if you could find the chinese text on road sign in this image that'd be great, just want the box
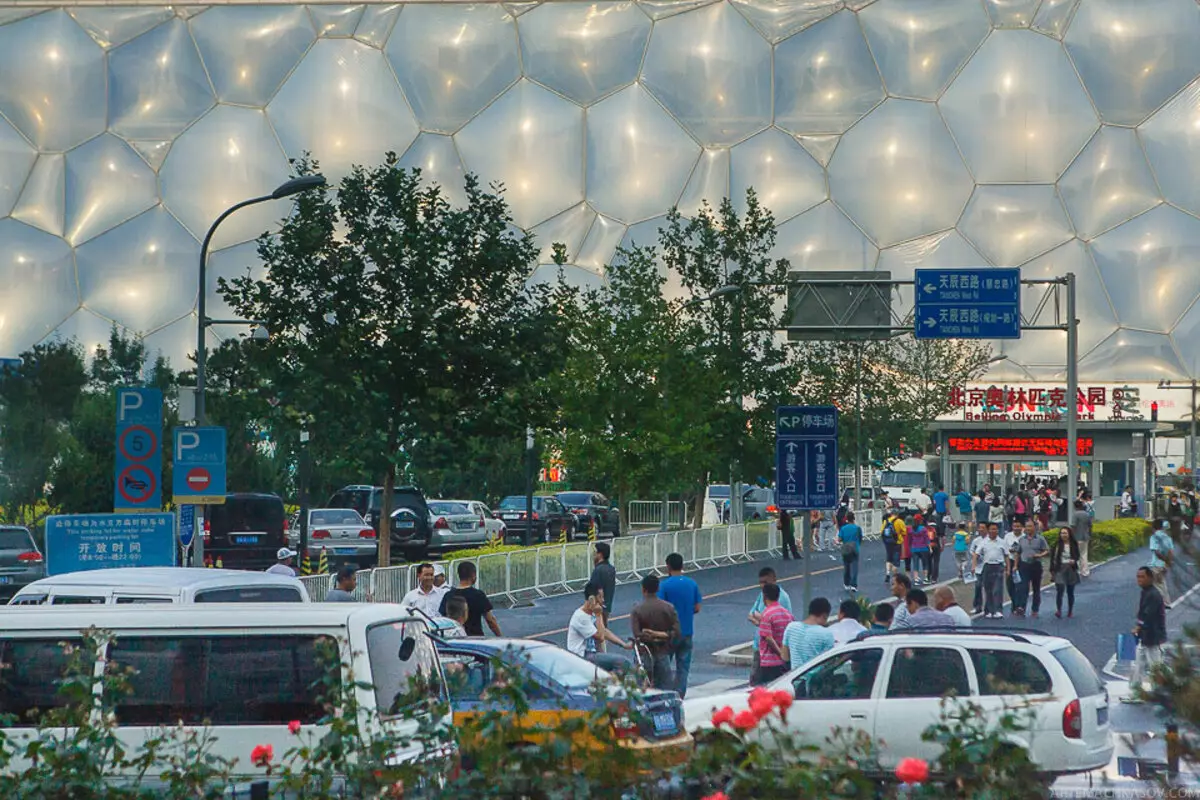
[776,406,839,511]
[914,268,1021,340]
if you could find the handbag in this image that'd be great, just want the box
[841,540,858,556]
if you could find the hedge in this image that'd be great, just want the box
[1043,517,1151,563]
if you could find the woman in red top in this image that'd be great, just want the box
[909,515,931,585]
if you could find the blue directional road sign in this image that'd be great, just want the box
[178,504,196,549]
[173,427,227,505]
[914,267,1021,340]
[45,513,176,575]
[776,405,839,511]
[114,387,163,513]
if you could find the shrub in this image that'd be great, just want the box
[1043,517,1149,562]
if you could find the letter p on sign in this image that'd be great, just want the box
[118,389,143,422]
[176,430,200,457]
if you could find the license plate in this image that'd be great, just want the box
[397,521,415,529]
[652,711,676,734]
[503,514,519,520]
[1097,706,1108,726]
[234,535,258,544]
[335,548,355,555]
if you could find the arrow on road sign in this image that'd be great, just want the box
[924,318,937,328]
[786,442,799,453]
[814,442,828,452]
[923,283,936,294]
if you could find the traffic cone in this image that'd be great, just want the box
[302,552,312,576]
[318,550,328,574]
[204,554,213,568]
[588,520,597,543]
[215,556,223,569]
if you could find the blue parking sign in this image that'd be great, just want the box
[172,427,227,504]
[45,513,176,575]
[114,387,162,513]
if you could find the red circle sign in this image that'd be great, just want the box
[118,425,157,462]
[117,464,156,504]
[186,467,211,492]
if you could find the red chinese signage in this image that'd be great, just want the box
[947,436,1094,457]
[947,385,1144,422]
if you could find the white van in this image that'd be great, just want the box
[0,604,450,790]
[7,567,311,605]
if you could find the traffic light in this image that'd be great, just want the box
[1152,401,1159,422]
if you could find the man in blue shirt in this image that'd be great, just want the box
[933,485,949,516]
[657,552,702,697]
[955,488,973,521]
[837,511,863,591]
[781,597,834,669]
[1148,520,1176,605]
[748,566,793,621]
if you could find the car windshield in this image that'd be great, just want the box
[208,498,282,531]
[880,472,926,488]
[0,530,33,550]
[310,509,363,527]
[518,645,618,692]
[429,502,471,516]
[708,485,730,499]
[498,497,529,510]
[557,493,593,506]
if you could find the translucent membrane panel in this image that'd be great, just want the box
[191,6,315,107]
[109,19,214,140]
[613,215,683,297]
[940,30,1098,183]
[397,133,468,209]
[1065,0,1200,126]
[0,10,107,151]
[983,0,1041,28]
[1059,127,1160,240]
[158,106,291,249]
[69,6,174,48]
[1140,78,1200,219]
[729,128,825,223]
[354,4,401,48]
[876,229,987,309]
[641,1,771,145]
[518,2,651,106]
[11,154,64,238]
[636,0,720,22]
[455,79,584,229]
[268,39,419,184]
[65,134,159,246]
[1170,300,1200,377]
[76,207,199,335]
[677,147,730,218]
[140,314,201,369]
[857,0,990,101]
[530,203,595,263]
[0,116,36,219]
[1090,205,1200,333]
[206,239,268,321]
[576,213,626,271]
[1079,329,1186,381]
[1001,240,1117,365]
[40,308,128,359]
[386,4,520,134]
[1032,0,1079,39]
[774,10,884,135]
[770,201,878,272]
[728,0,840,43]
[829,99,973,248]
[585,84,700,223]
[309,5,364,37]
[0,219,78,355]
[527,263,606,291]
[959,185,1074,267]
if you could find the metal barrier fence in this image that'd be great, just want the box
[300,524,751,604]
[626,500,690,529]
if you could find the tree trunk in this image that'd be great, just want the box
[378,421,397,566]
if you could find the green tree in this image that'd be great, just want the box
[219,158,571,562]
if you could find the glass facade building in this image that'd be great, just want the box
[0,0,1198,379]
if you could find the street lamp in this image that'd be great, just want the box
[195,174,327,426]
[1157,379,1198,480]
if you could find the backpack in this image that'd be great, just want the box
[883,519,898,544]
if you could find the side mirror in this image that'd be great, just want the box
[398,637,416,661]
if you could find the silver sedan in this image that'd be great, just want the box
[288,508,377,568]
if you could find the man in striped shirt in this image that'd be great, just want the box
[781,597,835,671]
[754,582,794,685]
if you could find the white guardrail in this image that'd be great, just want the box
[300,510,886,603]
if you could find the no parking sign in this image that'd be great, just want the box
[114,388,162,513]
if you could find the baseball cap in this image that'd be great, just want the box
[433,564,445,577]
[277,547,298,560]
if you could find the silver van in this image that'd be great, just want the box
[8,567,310,605]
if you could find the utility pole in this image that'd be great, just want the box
[298,429,310,568]
[855,343,864,513]
[1066,273,1079,507]
[524,427,536,546]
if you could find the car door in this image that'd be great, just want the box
[595,494,616,533]
[967,647,1057,755]
[774,646,884,753]
[872,644,973,769]
[544,498,566,536]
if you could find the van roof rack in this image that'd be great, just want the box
[854,627,1053,645]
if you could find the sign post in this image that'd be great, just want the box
[914,268,1021,340]
[173,427,227,565]
[777,405,839,610]
[114,387,163,513]
[178,504,195,564]
[45,513,176,575]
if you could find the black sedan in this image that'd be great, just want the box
[496,495,574,544]
[556,491,620,538]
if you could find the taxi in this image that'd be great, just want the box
[434,637,691,773]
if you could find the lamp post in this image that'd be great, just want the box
[191,174,325,567]
[1157,379,1198,483]
[524,426,536,547]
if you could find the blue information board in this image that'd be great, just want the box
[114,387,163,513]
[776,405,839,511]
[172,427,227,504]
[914,268,1021,339]
[45,513,176,575]
[178,504,196,549]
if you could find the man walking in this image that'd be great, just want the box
[1130,566,1168,697]
[267,547,299,577]
[881,511,906,585]
[401,563,443,617]
[979,523,1009,618]
[629,575,680,690]
[1148,520,1176,606]
[658,552,702,697]
[974,490,991,530]
[438,561,503,636]
[749,566,792,623]
[970,522,987,614]
[1072,500,1093,577]
[780,597,834,670]
[888,573,913,629]
[590,542,617,627]
[956,487,974,523]
[1013,521,1049,617]
[752,583,793,685]
[325,563,358,602]
[837,511,863,592]
[779,508,800,560]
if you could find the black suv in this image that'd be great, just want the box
[0,526,45,600]
[204,493,287,569]
[556,491,620,538]
[497,495,575,544]
[327,484,431,563]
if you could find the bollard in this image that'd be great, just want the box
[318,549,329,574]
[301,552,313,576]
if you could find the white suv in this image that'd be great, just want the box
[684,630,1113,778]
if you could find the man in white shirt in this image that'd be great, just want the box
[913,488,933,514]
[933,586,972,627]
[266,547,299,577]
[567,582,632,670]
[401,563,444,617]
[979,523,1010,618]
[969,523,987,613]
[827,598,867,646]
[1002,524,1020,606]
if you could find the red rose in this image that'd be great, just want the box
[711,706,735,727]
[288,720,301,735]
[772,690,793,711]
[250,744,274,767]
[749,691,776,719]
[701,793,729,800]
[732,710,759,731]
[895,757,929,784]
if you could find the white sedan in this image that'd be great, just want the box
[447,499,506,541]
